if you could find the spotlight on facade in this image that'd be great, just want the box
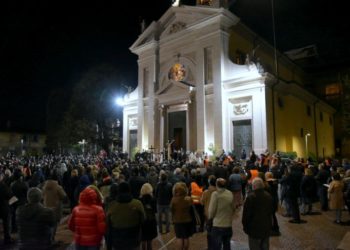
[115,97,125,106]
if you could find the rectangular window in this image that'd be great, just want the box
[320,112,323,122]
[329,116,333,126]
[143,68,149,98]
[307,105,311,117]
[204,47,213,84]
[300,128,304,137]
[325,83,342,100]
[235,50,246,65]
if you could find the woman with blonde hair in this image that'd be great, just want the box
[171,182,193,250]
[139,183,157,250]
[328,173,344,224]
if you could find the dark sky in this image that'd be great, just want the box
[1,0,348,132]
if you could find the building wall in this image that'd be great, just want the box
[0,132,46,155]
[124,5,335,159]
[273,90,335,158]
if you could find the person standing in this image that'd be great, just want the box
[139,183,157,250]
[201,175,216,250]
[264,172,280,236]
[190,174,204,232]
[42,171,67,244]
[328,173,344,224]
[155,173,173,234]
[68,186,106,250]
[300,168,317,215]
[280,164,305,224]
[315,163,330,211]
[106,182,145,250]
[171,182,193,250]
[208,178,235,250]
[228,167,243,208]
[0,173,13,245]
[242,177,273,250]
[16,187,55,250]
[10,168,28,234]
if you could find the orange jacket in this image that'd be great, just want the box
[248,169,259,184]
[191,182,203,204]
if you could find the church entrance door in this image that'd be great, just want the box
[168,111,186,150]
[233,120,252,157]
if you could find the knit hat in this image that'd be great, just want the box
[27,187,42,203]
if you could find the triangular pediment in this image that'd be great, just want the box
[130,5,234,54]
[156,79,194,96]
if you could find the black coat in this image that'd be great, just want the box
[16,203,55,250]
[155,181,173,206]
[0,181,12,213]
[300,175,317,200]
[280,169,303,199]
[242,189,273,239]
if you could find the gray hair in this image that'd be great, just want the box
[27,187,42,204]
[252,177,264,191]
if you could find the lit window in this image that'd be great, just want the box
[325,83,342,100]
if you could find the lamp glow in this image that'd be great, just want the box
[115,97,124,106]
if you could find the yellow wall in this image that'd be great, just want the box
[315,108,335,158]
[274,94,335,158]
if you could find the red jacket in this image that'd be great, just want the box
[68,187,106,246]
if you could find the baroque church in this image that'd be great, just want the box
[121,0,335,159]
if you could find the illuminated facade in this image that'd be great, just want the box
[121,1,335,159]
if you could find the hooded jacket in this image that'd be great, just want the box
[42,179,66,222]
[68,187,106,246]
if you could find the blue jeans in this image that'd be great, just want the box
[75,245,100,250]
[157,204,170,233]
[211,227,232,250]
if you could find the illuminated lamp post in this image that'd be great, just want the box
[305,133,311,159]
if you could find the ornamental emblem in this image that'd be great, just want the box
[168,22,186,34]
[234,104,249,115]
[168,63,186,81]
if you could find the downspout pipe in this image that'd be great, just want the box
[270,0,279,153]
[271,79,279,152]
[313,99,319,160]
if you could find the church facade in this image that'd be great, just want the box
[121,1,335,159]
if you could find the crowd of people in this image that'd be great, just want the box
[0,150,349,250]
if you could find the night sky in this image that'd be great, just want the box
[1,0,348,132]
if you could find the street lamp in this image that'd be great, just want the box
[305,133,311,159]
[115,97,125,107]
[20,139,24,156]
